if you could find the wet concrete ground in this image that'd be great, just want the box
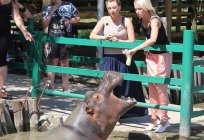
[3,74,204,140]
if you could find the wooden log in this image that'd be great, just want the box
[22,99,30,131]
[9,98,39,132]
[12,100,24,132]
[0,98,39,136]
[0,100,16,136]
[28,97,39,131]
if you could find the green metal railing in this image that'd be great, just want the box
[10,19,204,138]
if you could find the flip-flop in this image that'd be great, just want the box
[0,92,12,100]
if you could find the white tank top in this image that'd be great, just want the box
[103,16,128,54]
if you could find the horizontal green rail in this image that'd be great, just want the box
[192,110,204,118]
[40,89,85,99]
[193,59,204,66]
[41,65,182,86]
[193,85,204,93]
[70,56,184,71]
[142,82,182,91]
[194,45,204,52]
[42,35,183,52]
[39,89,180,112]
[135,102,180,112]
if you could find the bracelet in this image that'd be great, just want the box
[19,7,27,13]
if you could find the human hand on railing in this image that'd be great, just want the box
[110,36,118,42]
[22,30,34,42]
[104,33,117,41]
[103,34,112,41]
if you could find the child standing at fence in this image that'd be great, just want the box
[90,0,148,118]
[42,0,80,92]
[126,0,172,132]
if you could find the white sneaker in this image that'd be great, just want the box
[145,122,157,131]
[155,121,170,133]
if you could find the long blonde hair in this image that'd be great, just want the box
[134,0,156,16]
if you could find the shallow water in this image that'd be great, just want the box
[0,131,130,140]
[0,131,187,140]
[0,131,204,140]
[1,122,202,140]
[0,131,131,140]
[0,131,150,140]
[0,131,48,140]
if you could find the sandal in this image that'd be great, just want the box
[0,87,12,100]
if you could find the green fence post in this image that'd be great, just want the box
[27,18,35,76]
[31,31,42,97]
[179,30,195,138]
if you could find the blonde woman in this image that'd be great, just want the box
[126,0,172,133]
[90,0,148,118]
[0,0,33,99]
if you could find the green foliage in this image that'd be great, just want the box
[77,29,92,38]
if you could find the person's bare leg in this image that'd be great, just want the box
[47,58,59,89]
[0,66,7,92]
[60,58,69,91]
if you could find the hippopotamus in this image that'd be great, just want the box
[41,71,136,140]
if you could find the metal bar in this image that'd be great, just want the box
[41,35,183,52]
[135,102,180,112]
[40,89,180,112]
[41,89,85,99]
[31,32,42,97]
[193,85,204,93]
[194,66,204,73]
[179,30,195,138]
[192,110,204,118]
[142,82,181,90]
[193,60,204,66]
[194,45,204,51]
[41,65,182,86]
